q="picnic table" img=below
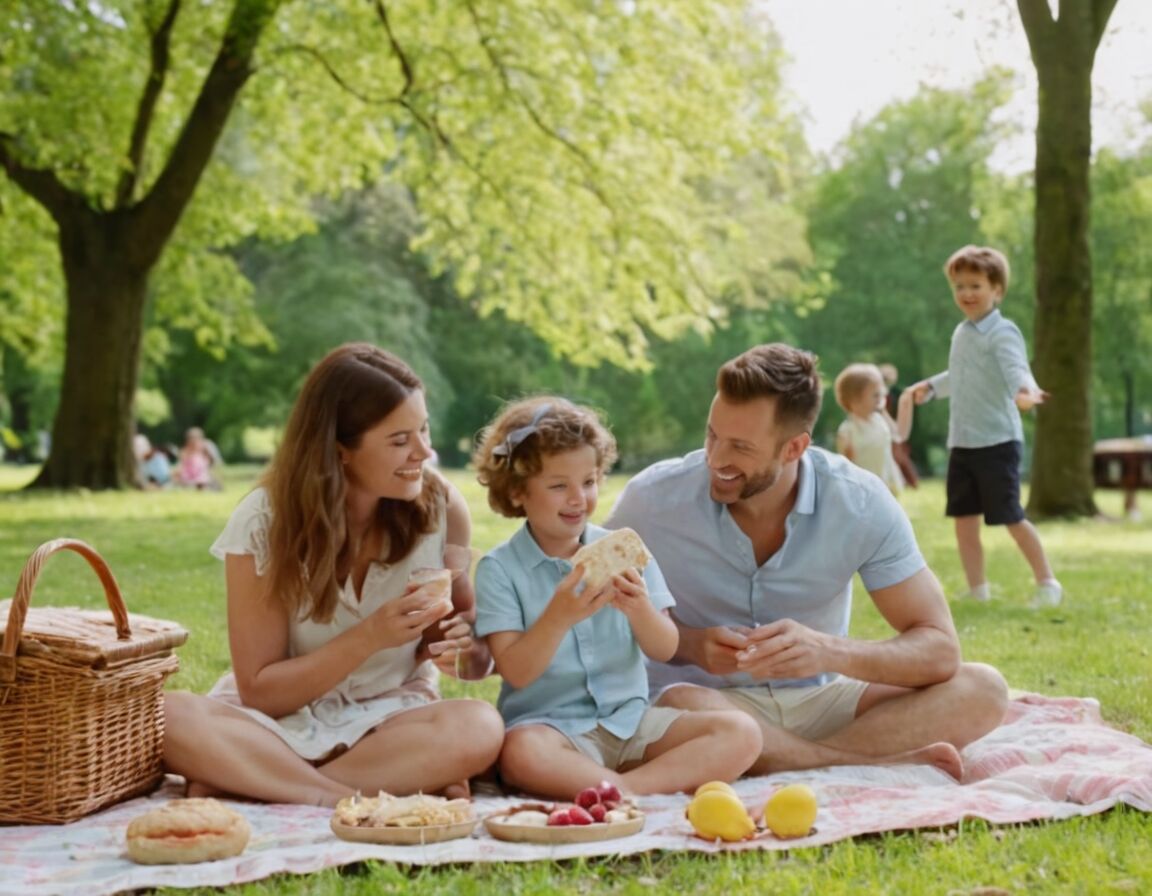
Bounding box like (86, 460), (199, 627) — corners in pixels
(1093, 436), (1152, 520)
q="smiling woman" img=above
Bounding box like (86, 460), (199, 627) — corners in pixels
(160, 342), (504, 808)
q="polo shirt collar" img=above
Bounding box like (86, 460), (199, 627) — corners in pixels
(794, 450), (816, 515)
(970, 307), (1003, 333)
(509, 522), (590, 568)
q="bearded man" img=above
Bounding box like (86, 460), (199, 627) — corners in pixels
(606, 343), (1007, 779)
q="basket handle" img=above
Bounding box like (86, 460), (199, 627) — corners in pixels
(2, 539), (131, 671)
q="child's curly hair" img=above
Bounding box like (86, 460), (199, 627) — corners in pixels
(473, 397), (618, 518)
(833, 363), (884, 414)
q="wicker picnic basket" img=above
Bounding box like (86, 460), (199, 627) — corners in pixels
(0, 539), (188, 825)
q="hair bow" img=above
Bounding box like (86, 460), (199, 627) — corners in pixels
(492, 403), (552, 463)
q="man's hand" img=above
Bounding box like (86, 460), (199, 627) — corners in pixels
(679, 624), (752, 676)
(734, 618), (831, 680)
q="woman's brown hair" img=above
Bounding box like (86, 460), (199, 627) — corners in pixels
(261, 343), (445, 623)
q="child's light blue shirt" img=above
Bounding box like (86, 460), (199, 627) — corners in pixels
(605, 448), (924, 694)
(475, 522), (675, 739)
(927, 308), (1040, 449)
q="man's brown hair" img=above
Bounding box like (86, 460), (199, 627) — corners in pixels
(716, 343), (823, 434)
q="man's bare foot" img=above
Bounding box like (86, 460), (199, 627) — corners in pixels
(442, 780), (471, 800)
(889, 742), (963, 780)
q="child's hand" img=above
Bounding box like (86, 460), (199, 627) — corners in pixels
(908, 382), (934, 405)
(898, 388), (916, 409)
(1015, 386), (1048, 411)
(607, 568), (650, 619)
(542, 564), (615, 629)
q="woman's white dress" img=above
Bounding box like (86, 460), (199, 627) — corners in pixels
(206, 488), (445, 761)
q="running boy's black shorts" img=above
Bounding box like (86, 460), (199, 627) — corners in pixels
(945, 441), (1026, 525)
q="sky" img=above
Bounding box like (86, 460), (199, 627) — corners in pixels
(759, 0), (1152, 170)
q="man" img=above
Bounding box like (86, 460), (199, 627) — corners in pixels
(606, 343), (1007, 777)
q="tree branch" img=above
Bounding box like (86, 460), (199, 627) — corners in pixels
(1090, 0), (1120, 51)
(461, 0), (615, 214)
(371, 0), (415, 96)
(0, 132), (80, 222)
(115, 0), (182, 208)
(131, 0), (281, 268)
(1016, 0), (1055, 57)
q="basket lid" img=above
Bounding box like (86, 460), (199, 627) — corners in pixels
(0, 601), (188, 669)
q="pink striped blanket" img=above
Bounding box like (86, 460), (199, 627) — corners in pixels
(2, 694), (1150, 896)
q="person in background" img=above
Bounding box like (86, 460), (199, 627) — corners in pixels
(163, 343), (503, 806)
(833, 362), (915, 495)
(909, 245), (1061, 608)
(175, 427), (219, 490)
(878, 363), (921, 488)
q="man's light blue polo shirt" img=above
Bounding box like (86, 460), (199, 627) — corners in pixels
(475, 522), (675, 738)
(605, 447), (924, 693)
(927, 308), (1040, 449)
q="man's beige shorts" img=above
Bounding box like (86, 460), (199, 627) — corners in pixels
(707, 678), (868, 741)
(567, 706), (685, 770)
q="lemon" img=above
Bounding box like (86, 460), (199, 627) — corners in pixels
(693, 780), (739, 799)
(686, 790), (754, 842)
(762, 783), (817, 839)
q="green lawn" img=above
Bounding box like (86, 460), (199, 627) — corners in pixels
(2, 466), (1150, 894)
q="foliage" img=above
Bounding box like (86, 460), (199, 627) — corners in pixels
(798, 73), (1020, 465)
(1091, 146), (1152, 437)
(1, 469), (1149, 893)
(1, 0), (793, 367)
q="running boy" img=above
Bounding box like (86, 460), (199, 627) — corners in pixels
(472, 398), (761, 799)
(911, 245), (1062, 607)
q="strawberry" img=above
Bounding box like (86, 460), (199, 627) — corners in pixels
(595, 781), (622, 803)
(547, 808), (572, 826)
(567, 805), (594, 825)
(588, 803), (608, 822)
(574, 787), (601, 809)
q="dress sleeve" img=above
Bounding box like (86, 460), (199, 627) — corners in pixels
(209, 488), (272, 576)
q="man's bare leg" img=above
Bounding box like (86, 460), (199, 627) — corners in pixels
(657, 663), (1008, 780)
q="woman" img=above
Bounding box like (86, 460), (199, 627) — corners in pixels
(163, 344), (503, 806)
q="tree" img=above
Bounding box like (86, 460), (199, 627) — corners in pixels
(1017, 0), (1120, 517)
(1, 0), (786, 488)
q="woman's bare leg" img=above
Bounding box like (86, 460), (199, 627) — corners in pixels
(319, 699), (504, 796)
(163, 692), (348, 806)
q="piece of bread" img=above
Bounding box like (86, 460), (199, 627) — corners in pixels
(571, 528), (652, 590)
(126, 798), (250, 865)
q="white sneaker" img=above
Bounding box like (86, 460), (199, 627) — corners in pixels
(1030, 580), (1063, 608)
(955, 583), (991, 602)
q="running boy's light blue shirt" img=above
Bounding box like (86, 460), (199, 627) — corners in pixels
(474, 523), (675, 739)
(605, 448), (924, 694)
(927, 308), (1040, 449)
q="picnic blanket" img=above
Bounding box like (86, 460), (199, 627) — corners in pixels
(2, 693), (1150, 896)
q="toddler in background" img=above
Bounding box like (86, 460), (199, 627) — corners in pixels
(833, 362), (915, 495)
(910, 245), (1061, 608)
(472, 397), (761, 800)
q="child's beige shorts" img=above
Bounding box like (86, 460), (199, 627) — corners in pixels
(568, 706), (685, 770)
(714, 677), (868, 741)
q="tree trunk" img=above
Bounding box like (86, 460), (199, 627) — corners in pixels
(1018, 0), (1118, 518)
(1027, 55), (1097, 517)
(31, 216), (150, 489)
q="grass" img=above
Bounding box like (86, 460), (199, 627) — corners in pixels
(2, 465), (1150, 894)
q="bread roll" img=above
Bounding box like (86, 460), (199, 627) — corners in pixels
(126, 798), (250, 864)
(571, 528), (652, 590)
